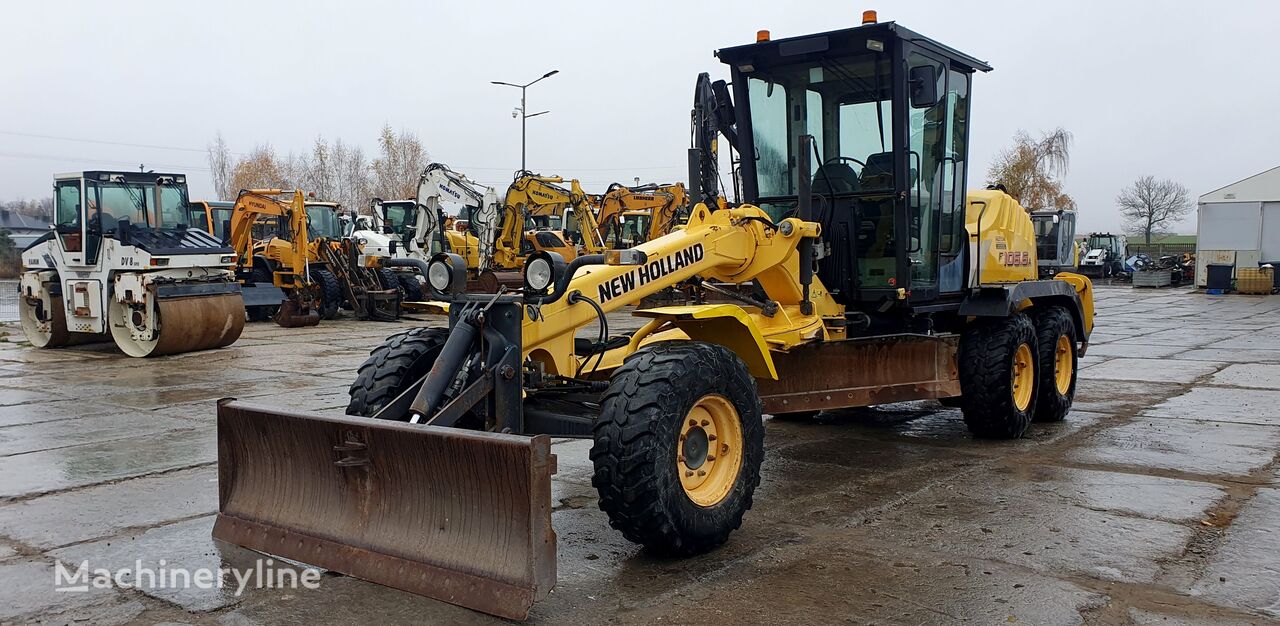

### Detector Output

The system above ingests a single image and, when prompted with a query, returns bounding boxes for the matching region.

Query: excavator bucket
[273,299,320,328]
[212,400,557,620]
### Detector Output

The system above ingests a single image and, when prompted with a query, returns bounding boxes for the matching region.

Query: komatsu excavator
[19,171,244,357]
[494,172,603,268]
[353,163,504,295]
[214,17,1096,620]
[595,182,689,248]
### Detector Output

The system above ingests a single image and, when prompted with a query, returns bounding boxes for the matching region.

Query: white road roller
[18,171,245,357]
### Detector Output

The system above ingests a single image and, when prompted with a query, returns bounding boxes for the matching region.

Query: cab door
[902,48,949,300]
[53,178,88,267]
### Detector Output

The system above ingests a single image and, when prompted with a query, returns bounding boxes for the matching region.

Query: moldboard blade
[212,399,556,620]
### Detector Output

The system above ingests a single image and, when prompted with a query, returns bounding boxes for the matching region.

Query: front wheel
[591,342,764,555]
[313,267,342,320]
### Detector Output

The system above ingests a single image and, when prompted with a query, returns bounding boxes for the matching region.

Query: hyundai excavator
[595,182,689,248]
[226,190,325,326]
[214,16,1096,620]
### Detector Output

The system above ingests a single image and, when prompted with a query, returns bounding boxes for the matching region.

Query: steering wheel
[822,156,867,170]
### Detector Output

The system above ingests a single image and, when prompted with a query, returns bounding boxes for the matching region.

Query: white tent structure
[1195,166,1280,287]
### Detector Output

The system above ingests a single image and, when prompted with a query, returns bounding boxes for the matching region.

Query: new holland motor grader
[213,17,1096,620]
[19,171,244,357]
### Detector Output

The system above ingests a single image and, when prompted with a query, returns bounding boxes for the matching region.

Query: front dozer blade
[212,400,556,620]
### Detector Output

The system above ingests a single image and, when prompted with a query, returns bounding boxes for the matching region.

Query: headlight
[523,251,565,295]
[427,260,453,291]
[425,252,468,296]
[525,257,553,291]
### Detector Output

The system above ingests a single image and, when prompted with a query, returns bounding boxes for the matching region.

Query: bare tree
[987,127,1076,210]
[370,125,427,201]
[207,132,235,200]
[1117,176,1191,244]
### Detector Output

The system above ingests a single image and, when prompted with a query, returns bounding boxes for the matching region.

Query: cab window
[55,180,83,252]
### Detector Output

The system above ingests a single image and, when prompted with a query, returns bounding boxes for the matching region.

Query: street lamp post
[491,69,559,173]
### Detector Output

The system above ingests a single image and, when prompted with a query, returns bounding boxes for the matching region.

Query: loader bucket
[212,400,556,620]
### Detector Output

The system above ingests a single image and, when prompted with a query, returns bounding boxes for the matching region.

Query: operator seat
[860,152,895,191]
[812,162,860,195]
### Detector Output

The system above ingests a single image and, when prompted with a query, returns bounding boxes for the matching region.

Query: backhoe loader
[595,182,689,248]
[19,171,244,357]
[227,189,324,326]
[214,17,1096,620]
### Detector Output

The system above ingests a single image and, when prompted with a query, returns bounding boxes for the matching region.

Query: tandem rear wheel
[957,307,1079,438]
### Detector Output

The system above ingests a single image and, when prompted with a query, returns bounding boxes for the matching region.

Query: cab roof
[716,21,991,73]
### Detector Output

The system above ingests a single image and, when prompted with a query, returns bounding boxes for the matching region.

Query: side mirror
[909,65,940,109]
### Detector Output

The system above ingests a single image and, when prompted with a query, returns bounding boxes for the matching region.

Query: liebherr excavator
[354,163,504,294]
[214,17,1096,620]
[595,182,689,248]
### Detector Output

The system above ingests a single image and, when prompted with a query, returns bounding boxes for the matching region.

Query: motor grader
[19,171,244,357]
[213,17,1095,620]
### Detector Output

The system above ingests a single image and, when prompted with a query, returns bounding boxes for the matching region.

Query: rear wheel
[1031,306,1077,422]
[959,313,1039,439]
[347,327,449,417]
[591,342,764,555]
[313,267,341,320]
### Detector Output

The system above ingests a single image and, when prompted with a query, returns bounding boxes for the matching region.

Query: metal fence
[1127,243,1196,257]
[0,279,17,323]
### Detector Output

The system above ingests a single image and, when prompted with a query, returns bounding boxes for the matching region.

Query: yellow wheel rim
[1012,343,1034,412]
[1054,334,1073,395]
[678,394,743,507]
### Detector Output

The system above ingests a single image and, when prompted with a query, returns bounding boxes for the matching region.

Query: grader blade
[212,400,556,620]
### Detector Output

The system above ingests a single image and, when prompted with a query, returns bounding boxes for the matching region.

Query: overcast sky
[2,0,1277,233]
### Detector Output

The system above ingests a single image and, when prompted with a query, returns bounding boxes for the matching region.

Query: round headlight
[427,260,452,291]
[525,257,554,292]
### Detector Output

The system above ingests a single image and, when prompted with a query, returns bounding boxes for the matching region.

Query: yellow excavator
[232,191,400,323]
[594,182,689,248]
[226,189,325,326]
[494,172,604,268]
[214,16,1096,620]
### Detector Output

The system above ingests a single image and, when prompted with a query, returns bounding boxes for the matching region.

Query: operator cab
[51,171,228,266]
[305,202,344,240]
[378,200,418,238]
[716,20,990,308]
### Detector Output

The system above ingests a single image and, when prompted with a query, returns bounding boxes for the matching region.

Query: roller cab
[19,171,244,357]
